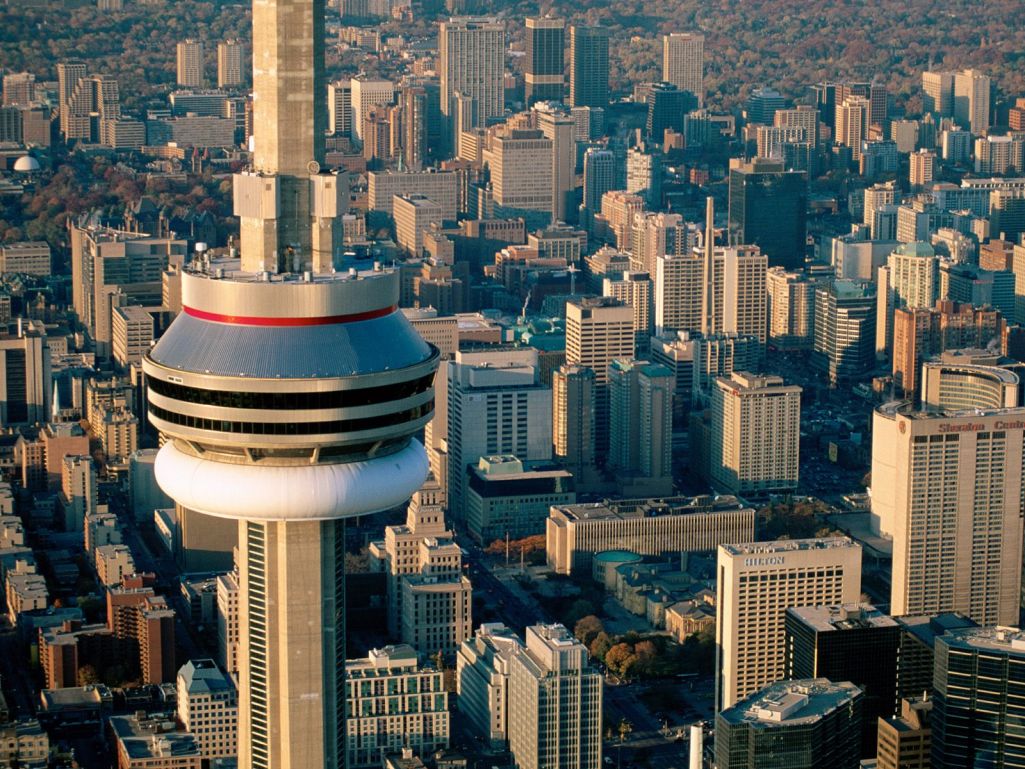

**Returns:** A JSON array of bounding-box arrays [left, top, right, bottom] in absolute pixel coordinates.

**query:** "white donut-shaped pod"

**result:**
[[154, 439, 429, 521]]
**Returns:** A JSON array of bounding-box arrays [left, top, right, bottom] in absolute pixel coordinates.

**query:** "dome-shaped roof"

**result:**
[[13, 155, 40, 173]]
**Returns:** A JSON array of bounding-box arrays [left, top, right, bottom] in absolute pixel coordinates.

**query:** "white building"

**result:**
[[662, 33, 704, 106], [177, 659, 238, 760], [95, 543, 136, 588], [710, 372, 801, 495], [508, 625, 603, 769], [716, 538, 862, 710], [870, 399, 1025, 626], [216, 567, 239, 676], [456, 623, 525, 749], [346, 645, 449, 769]]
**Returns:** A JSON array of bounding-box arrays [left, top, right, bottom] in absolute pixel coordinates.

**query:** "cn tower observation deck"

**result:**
[[144, 259, 438, 520]]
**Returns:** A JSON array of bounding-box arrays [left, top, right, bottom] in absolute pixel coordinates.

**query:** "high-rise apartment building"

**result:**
[[835, 96, 870, 160], [456, 623, 525, 749], [351, 77, 395, 142], [569, 26, 609, 108], [607, 359, 673, 495], [176, 40, 206, 88], [710, 372, 801, 496], [581, 147, 616, 222], [890, 301, 1003, 396], [144, 3, 441, 768], [508, 624, 603, 769], [715, 680, 864, 769], [662, 33, 704, 107], [439, 17, 504, 134], [715, 538, 862, 710], [402, 85, 429, 171], [871, 397, 1025, 626], [483, 129, 554, 219], [217, 40, 244, 88], [525, 16, 565, 106], [727, 158, 807, 269], [552, 364, 596, 481], [878, 242, 940, 355], [953, 68, 990, 135], [533, 103, 577, 222], [932, 626, 1025, 769], [765, 267, 817, 350], [909, 149, 935, 188], [922, 71, 954, 116], [565, 297, 635, 457], [602, 270, 652, 349]]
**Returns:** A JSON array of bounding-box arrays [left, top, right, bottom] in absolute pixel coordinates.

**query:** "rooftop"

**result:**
[[178, 659, 233, 695], [719, 679, 862, 727], [941, 625, 1025, 655], [787, 603, 899, 633], [721, 537, 858, 556], [554, 495, 750, 523]]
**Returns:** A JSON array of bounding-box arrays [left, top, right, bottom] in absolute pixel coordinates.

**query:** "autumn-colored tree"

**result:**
[[589, 631, 613, 661], [573, 615, 605, 647]]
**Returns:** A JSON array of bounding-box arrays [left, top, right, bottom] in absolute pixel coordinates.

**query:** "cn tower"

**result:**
[[142, 0, 438, 766]]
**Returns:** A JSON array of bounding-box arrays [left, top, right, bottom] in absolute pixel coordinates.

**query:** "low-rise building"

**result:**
[[345, 645, 449, 768], [465, 456, 575, 545], [0, 719, 49, 768], [547, 495, 756, 575], [95, 544, 136, 588], [110, 712, 203, 769]]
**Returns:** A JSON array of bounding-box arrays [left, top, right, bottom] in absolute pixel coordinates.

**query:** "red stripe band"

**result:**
[[183, 304, 397, 326]]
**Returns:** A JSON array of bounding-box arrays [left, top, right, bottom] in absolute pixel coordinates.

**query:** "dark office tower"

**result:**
[[785, 604, 901, 757], [581, 147, 616, 226], [745, 86, 786, 125], [525, 16, 565, 106], [569, 25, 609, 108], [402, 86, 427, 171], [728, 158, 807, 269], [645, 82, 693, 143], [813, 279, 876, 384], [715, 679, 864, 769], [932, 626, 1025, 769], [893, 613, 977, 703]]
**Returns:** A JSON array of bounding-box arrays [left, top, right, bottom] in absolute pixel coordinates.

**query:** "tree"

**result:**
[[573, 614, 604, 646], [77, 665, 99, 686], [589, 631, 613, 661], [604, 643, 639, 678]]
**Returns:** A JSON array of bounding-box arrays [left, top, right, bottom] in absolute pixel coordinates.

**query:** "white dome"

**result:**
[[13, 155, 40, 173], [154, 439, 429, 521]]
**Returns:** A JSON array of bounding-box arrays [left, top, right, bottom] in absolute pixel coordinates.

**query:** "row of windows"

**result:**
[[148, 372, 435, 411], [149, 401, 432, 436]]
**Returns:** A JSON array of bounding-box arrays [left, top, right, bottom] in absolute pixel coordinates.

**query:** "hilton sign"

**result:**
[[743, 556, 785, 567]]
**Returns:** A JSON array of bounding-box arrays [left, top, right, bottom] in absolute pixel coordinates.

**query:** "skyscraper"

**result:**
[[525, 16, 565, 106], [143, 1, 440, 767], [646, 82, 692, 142], [581, 147, 616, 224], [953, 68, 990, 135], [439, 17, 504, 134], [715, 538, 862, 710], [715, 680, 864, 769], [922, 71, 954, 117], [932, 626, 1025, 768], [727, 158, 807, 269], [533, 102, 576, 222], [710, 372, 801, 496], [569, 26, 609, 108], [835, 96, 870, 160], [812, 279, 877, 383], [870, 394, 1025, 626], [508, 624, 603, 769], [552, 364, 596, 481], [176, 39, 206, 88], [565, 297, 635, 458], [607, 358, 673, 494], [217, 40, 244, 89], [662, 33, 704, 107]]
